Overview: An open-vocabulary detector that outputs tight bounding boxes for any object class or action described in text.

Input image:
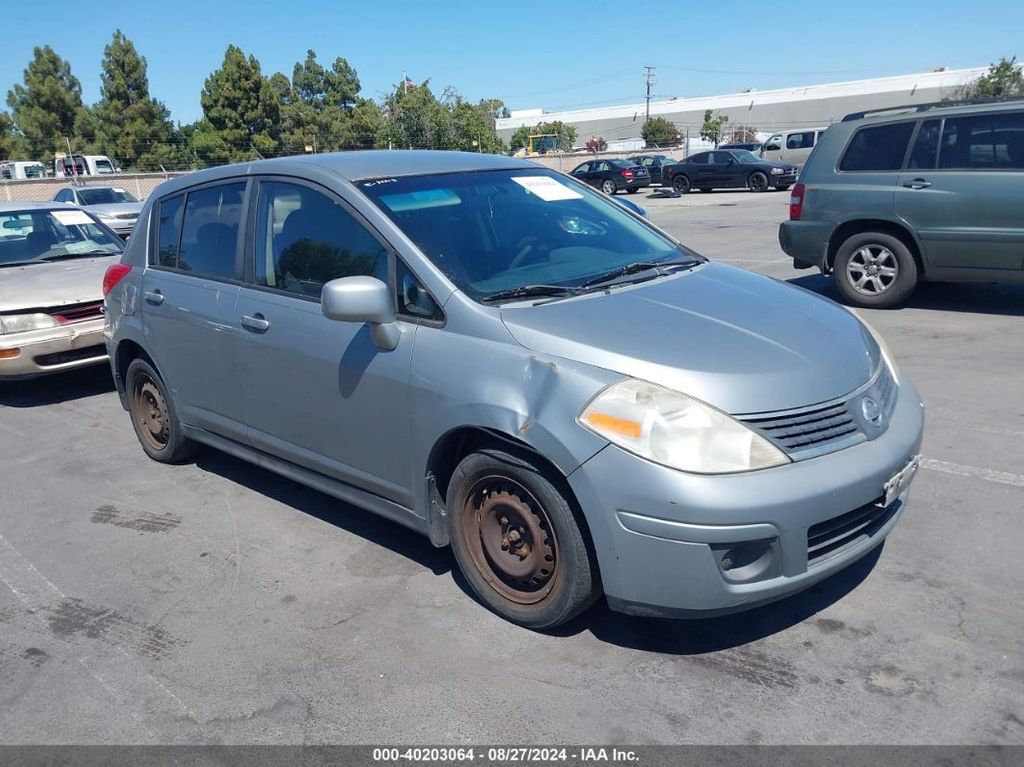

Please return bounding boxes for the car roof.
[152,150,542,198]
[843,97,1024,124]
[0,201,75,213]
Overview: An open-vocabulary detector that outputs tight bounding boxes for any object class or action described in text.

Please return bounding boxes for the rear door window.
[155,194,185,267]
[908,119,941,169]
[177,182,245,279]
[688,152,710,164]
[839,121,915,171]
[938,111,1024,170]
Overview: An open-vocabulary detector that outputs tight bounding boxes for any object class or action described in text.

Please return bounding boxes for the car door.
[686,152,715,187]
[140,181,248,442]
[763,134,783,163]
[234,177,418,507]
[710,151,742,187]
[591,160,612,188]
[896,111,1024,273]
[570,162,592,185]
[640,157,660,183]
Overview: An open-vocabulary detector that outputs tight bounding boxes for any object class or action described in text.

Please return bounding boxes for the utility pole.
[644,66,655,123]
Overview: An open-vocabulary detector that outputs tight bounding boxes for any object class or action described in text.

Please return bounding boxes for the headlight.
[579,379,790,474]
[846,309,900,384]
[0,313,60,335]
[770,167,785,175]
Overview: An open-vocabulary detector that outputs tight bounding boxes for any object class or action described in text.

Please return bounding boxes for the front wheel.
[671,174,691,194]
[447,448,599,629]
[600,179,617,195]
[626,187,639,194]
[747,171,769,192]
[833,232,918,308]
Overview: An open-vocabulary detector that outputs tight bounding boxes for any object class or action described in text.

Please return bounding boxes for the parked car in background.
[0,202,123,379]
[104,151,922,629]
[719,142,762,154]
[780,99,1024,308]
[0,161,47,180]
[761,128,828,168]
[662,150,797,193]
[52,185,143,239]
[626,154,674,184]
[54,154,120,177]
[570,158,650,194]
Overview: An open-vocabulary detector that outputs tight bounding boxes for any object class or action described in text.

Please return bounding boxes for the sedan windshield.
[0,209,122,267]
[734,150,763,164]
[359,169,700,301]
[77,187,138,205]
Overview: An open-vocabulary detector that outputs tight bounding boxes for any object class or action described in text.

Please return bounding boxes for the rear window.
[786,132,815,150]
[938,111,1024,170]
[177,183,244,279]
[839,121,915,171]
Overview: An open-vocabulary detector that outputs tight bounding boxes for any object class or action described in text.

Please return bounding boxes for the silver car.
[103,152,924,628]
[1,202,123,379]
[52,185,144,239]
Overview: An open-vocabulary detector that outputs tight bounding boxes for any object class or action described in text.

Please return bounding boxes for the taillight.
[621,169,634,178]
[789,183,805,220]
[103,264,132,296]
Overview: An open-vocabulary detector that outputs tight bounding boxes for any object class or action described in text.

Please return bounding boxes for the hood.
[85,202,143,218]
[500,263,878,415]
[0,256,119,312]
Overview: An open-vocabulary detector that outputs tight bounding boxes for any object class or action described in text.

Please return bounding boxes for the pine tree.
[200,45,281,162]
[6,46,83,162]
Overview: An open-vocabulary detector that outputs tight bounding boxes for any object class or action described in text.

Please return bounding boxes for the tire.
[600,179,617,195]
[833,231,918,308]
[447,447,599,629]
[775,184,791,192]
[125,357,197,463]
[626,187,639,194]
[670,174,691,194]
[699,188,713,193]
[747,171,769,192]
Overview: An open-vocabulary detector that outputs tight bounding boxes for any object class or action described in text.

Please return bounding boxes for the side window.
[155,194,185,267]
[688,153,709,164]
[786,131,815,150]
[254,181,389,297]
[594,161,611,172]
[839,121,915,171]
[571,163,589,175]
[764,134,783,151]
[938,112,1024,170]
[711,151,734,164]
[397,259,441,321]
[177,182,245,279]
[908,119,941,169]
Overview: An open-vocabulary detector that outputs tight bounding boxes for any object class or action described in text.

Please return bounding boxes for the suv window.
[839,121,915,171]
[908,119,941,169]
[156,194,185,267]
[786,132,815,150]
[254,180,388,297]
[938,111,1024,170]
[177,182,245,279]
[764,135,782,151]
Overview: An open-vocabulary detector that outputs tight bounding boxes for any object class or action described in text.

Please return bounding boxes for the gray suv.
[103,151,923,628]
[780,100,1024,307]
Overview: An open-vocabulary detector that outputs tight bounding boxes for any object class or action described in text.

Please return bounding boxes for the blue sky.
[3,0,1021,125]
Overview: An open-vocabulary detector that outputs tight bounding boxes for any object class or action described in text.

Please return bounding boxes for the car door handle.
[143,290,164,305]
[903,178,932,189]
[241,314,270,333]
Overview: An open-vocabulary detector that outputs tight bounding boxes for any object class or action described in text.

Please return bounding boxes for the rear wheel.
[447,448,599,629]
[833,231,918,308]
[601,179,617,195]
[671,174,691,194]
[126,358,196,463]
[699,187,713,193]
[748,171,769,192]
[626,187,639,194]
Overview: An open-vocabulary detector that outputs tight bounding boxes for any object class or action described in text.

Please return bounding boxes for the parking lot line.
[920,458,1024,488]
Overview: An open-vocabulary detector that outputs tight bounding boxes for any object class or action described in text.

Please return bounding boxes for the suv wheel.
[447,447,599,629]
[601,179,617,195]
[126,357,197,463]
[834,232,918,308]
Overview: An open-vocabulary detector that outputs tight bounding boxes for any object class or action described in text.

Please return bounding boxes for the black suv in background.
[569,159,650,194]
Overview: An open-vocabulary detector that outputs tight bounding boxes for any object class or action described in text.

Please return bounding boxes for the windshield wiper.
[0,259,43,268]
[481,284,580,303]
[577,256,701,291]
[41,250,121,261]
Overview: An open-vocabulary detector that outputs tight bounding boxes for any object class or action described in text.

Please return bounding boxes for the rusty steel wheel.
[132,375,170,451]
[124,357,196,464]
[461,477,559,604]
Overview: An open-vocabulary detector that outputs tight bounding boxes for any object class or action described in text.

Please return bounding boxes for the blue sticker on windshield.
[378,188,462,212]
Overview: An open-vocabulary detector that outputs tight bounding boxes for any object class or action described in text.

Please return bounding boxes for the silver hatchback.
[103,151,924,628]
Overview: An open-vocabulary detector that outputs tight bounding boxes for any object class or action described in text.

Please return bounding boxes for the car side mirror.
[321,276,401,350]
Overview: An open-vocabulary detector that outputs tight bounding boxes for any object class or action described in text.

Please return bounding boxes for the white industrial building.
[496,67,990,149]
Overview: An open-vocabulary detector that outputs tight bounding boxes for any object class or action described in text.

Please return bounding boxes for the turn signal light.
[0,349,21,359]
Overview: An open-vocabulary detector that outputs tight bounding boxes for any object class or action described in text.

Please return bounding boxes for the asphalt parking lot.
[1,189,1022,745]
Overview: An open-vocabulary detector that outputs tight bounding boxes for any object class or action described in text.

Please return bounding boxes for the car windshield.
[77,187,138,204]
[734,150,762,164]
[0,208,122,267]
[359,169,700,301]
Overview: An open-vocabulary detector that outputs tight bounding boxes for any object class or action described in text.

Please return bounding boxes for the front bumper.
[779,219,834,270]
[0,318,108,380]
[568,378,924,617]
[772,173,798,187]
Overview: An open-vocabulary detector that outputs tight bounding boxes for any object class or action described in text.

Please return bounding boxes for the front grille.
[113,213,137,220]
[50,301,104,323]
[807,499,898,567]
[33,344,107,367]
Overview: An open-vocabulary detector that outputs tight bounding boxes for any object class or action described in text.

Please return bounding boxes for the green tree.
[509,120,577,152]
[725,124,759,144]
[641,116,679,148]
[6,46,83,163]
[952,57,1024,100]
[699,109,729,147]
[0,111,29,161]
[93,30,178,170]
[377,82,505,153]
[377,80,442,150]
[200,45,281,163]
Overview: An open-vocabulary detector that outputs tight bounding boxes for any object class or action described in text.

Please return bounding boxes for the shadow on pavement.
[555,545,882,654]
[194,448,453,577]
[0,364,115,408]
[789,273,1024,317]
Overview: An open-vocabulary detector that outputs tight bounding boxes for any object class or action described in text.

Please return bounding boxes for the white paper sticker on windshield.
[113,188,127,194]
[512,176,583,201]
[51,209,93,226]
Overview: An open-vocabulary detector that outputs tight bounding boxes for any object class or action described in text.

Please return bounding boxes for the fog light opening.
[711,538,780,584]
